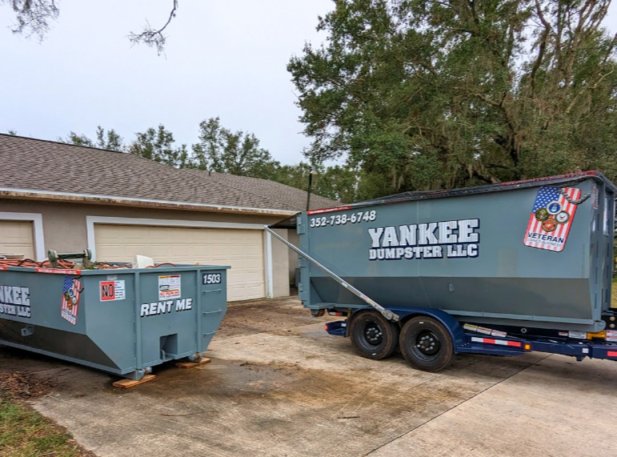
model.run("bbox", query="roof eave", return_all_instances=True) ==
[0,188,298,217]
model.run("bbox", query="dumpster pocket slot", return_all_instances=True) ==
[160,334,178,360]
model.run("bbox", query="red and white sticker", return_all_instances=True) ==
[471,337,522,348]
[99,280,126,302]
[158,275,181,300]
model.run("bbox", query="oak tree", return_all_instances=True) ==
[289,0,617,197]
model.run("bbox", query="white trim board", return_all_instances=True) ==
[264,230,274,298]
[0,212,45,261]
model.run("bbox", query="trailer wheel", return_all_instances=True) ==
[349,311,399,360]
[399,316,453,372]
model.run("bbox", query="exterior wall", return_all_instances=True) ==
[0,199,291,299]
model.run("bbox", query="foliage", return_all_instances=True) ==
[128,124,190,168]
[271,162,360,202]
[1,0,59,38]
[192,117,281,179]
[65,126,124,152]
[1,0,178,50]
[289,0,617,197]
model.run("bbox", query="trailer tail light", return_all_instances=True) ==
[471,337,522,348]
[586,331,607,340]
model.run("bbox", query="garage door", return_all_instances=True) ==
[0,220,35,259]
[94,224,265,301]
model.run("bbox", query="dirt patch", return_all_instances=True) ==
[0,371,55,399]
[216,297,333,338]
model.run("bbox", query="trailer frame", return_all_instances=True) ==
[324,306,617,363]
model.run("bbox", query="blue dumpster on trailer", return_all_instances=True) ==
[0,264,228,380]
[268,171,617,372]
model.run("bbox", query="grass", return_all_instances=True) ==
[613,279,617,309]
[0,395,87,457]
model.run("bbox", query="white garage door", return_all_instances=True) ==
[0,220,35,259]
[94,224,265,301]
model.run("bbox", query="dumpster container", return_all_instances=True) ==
[0,264,228,379]
[268,171,617,371]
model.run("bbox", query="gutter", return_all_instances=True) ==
[0,187,298,217]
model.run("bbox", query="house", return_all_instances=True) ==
[0,134,336,301]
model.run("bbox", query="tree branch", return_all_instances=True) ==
[128,0,178,54]
[4,0,59,38]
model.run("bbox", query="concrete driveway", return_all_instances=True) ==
[1,297,616,456]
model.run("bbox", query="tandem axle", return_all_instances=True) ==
[322,307,617,371]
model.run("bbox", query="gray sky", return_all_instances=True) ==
[1,1,616,165]
[0,0,332,164]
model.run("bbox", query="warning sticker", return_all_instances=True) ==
[158,275,181,300]
[99,280,126,302]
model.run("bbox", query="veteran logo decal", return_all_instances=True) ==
[524,186,581,252]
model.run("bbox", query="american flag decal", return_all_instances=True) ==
[524,186,581,252]
[61,275,82,325]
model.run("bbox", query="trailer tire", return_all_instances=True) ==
[399,316,453,372]
[349,311,399,360]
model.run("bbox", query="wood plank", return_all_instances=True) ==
[112,374,156,389]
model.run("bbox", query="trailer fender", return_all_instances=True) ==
[389,306,467,351]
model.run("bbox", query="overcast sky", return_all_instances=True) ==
[0,1,616,165]
[0,0,332,164]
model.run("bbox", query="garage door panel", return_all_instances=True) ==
[95,224,265,301]
[0,221,35,259]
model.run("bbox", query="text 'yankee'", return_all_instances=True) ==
[0,285,32,318]
[368,219,480,260]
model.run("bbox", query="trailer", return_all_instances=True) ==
[268,171,617,371]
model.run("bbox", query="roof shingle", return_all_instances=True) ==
[0,134,336,213]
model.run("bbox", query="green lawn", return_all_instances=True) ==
[0,395,89,457]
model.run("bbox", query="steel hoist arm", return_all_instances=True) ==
[265,226,400,322]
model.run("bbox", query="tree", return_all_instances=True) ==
[289,0,617,198]
[269,162,359,202]
[192,117,281,179]
[64,126,124,151]
[128,124,190,168]
[1,0,178,52]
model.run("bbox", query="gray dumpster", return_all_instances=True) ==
[0,264,228,379]
[290,171,615,333]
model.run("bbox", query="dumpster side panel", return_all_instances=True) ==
[0,270,121,370]
[201,269,228,349]
[85,272,137,372]
[300,178,608,331]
